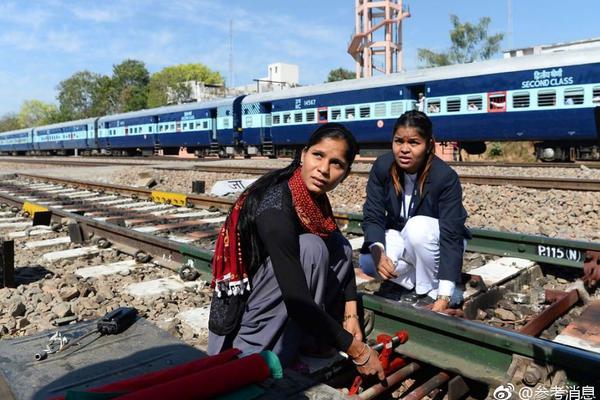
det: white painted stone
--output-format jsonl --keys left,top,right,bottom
{"left": 96, "top": 198, "right": 132, "bottom": 205}
{"left": 464, "top": 257, "right": 535, "bottom": 300}
{"left": 0, "top": 212, "right": 15, "bottom": 217}
{"left": 0, "top": 222, "right": 31, "bottom": 229}
{"left": 89, "top": 195, "right": 119, "bottom": 202}
{"left": 8, "top": 227, "right": 53, "bottom": 238}
{"left": 44, "top": 188, "right": 77, "bottom": 194}
{"left": 167, "top": 235, "right": 195, "bottom": 243}
{"left": 198, "top": 216, "right": 226, "bottom": 224}
{"left": 25, "top": 236, "right": 71, "bottom": 249}
{"left": 126, "top": 276, "right": 203, "bottom": 298}
{"left": 40, "top": 246, "right": 101, "bottom": 263}
{"left": 348, "top": 236, "right": 364, "bottom": 251}
{"left": 0, "top": 217, "right": 27, "bottom": 222}
{"left": 166, "top": 211, "right": 220, "bottom": 219}
{"left": 67, "top": 192, "right": 100, "bottom": 199}
{"left": 128, "top": 204, "right": 172, "bottom": 212}
{"left": 76, "top": 260, "right": 138, "bottom": 278}
{"left": 211, "top": 179, "right": 257, "bottom": 196}
{"left": 132, "top": 226, "right": 159, "bottom": 233}
{"left": 554, "top": 334, "right": 600, "bottom": 354}
{"left": 177, "top": 306, "right": 211, "bottom": 333}
{"left": 113, "top": 201, "right": 155, "bottom": 209}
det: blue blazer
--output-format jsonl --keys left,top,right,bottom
{"left": 362, "top": 152, "right": 470, "bottom": 283}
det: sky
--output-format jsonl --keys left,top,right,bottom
{"left": 1, "top": 0, "right": 599, "bottom": 116}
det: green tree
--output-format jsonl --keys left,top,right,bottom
{"left": 56, "top": 71, "right": 104, "bottom": 120}
{"left": 418, "top": 15, "right": 504, "bottom": 67}
{"left": 18, "top": 99, "right": 59, "bottom": 127}
{"left": 147, "top": 63, "right": 224, "bottom": 107}
{"left": 111, "top": 59, "right": 150, "bottom": 112}
{"left": 326, "top": 68, "right": 355, "bottom": 82}
{"left": 0, "top": 113, "right": 22, "bottom": 132}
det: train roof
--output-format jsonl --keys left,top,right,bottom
{"left": 243, "top": 47, "right": 600, "bottom": 104}
{"left": 34, "top": 118, "right": 97, "bottom": 131}
{"left": 0, "top": 128, "right": 30, "bottom": 136}
{"left": 97, "top": 98, "right": 235, "bottom": 122}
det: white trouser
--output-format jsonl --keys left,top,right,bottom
{"left": 359, "top": 216, "right": 441, "bottom": 299}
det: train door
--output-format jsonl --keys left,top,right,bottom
{"left": 261, "top": 102, "right": 273, "bottom": 141}
{"left": 408, "top": 84, "right": 426, "bottom": 112}
{"left": 210, "top": 109, "right": 218, "bottom": 141}
{"left": 318, "top": 107, "right": 328, "bottom": 123}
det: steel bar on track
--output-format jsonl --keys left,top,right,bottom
{"left": 363, "top": 294, "right": 600, "bottom": 386}
{"left": 519, "top": 289, "right": 579, "bottom": 336}
{"left": 402, "top": 372, "right": 450, "bottom": 400}
{"left": 358, "top": 362, "right": 421, "bottom": 399}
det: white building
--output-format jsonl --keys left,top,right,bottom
{"left": 234, "top": 63, "right": 300, "bottom": 94}
{"left": 503, "top": 37, "right": 600, "bottom": 58}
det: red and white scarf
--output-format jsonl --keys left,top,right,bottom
{"left": 211, "top": 167, "right": 338, "bottom": 297}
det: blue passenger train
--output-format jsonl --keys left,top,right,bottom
{"left": 1, "top": 48, "right": 599, "bottom": 161}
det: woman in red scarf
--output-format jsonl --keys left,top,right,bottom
{"left": 209, "top": 123, "right": 384, "bottom": 379}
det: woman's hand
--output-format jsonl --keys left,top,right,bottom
{"left": 370, "top": 246, "right": 396, "bottom": 280}
{"left": 431, "top": 299, "right": 449, "bottom": 312}
{"left": 343, "top": 316, "right": 363, "bottom": 342}
{"left": 346, "top": 339, "right": 385, "bottom": 381}
{"left": 343, "top": 301, "right": 363, "bottom": 342}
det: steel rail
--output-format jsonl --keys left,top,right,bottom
{"left": 0, "top": 158, "right": 152, "bottom": 167}
{"left": 188, "top": 165, "right": 600, "bottom": 191}
{"left": 363, "top": 294, "right": 600, "bottom": 386}
{"left": 12, "top": 173, "right": 600, "bottom": 270}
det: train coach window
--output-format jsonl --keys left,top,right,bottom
{"left": 344, "top": 107, "right": 355, "bottom": 120}
{"left": 467, "top": 95, "right": 482, "bottom": 111}
{"left": 318, "top": 109, "right": 328, "bottom": 122}
{"left": 593, "top": 86, "right": 600, "bottom": 105}
{"left": 149, "top": 127, "right": 153, "bottom": 133}
{"left": 512, "top": 92, "right": 530, "bottom": 108}
{"left": 427, "top": 99, "right": 440, "bottom": 113}
{"left": 374, "top": 103, "right": 386, "bottom": 117}
{"left": 182, "top": 123, "right": 187, "bottom": 130}
{"left": 359, "top": 105, "right": 371, "bottom": 118}
{"left": 564, "top": 87, "right": 584, "bottom": 105}
{"left": 488, "top": 93, "right": 506, "bottom": 111}
{"left": 283, "top": 113, "right": 291, "bottom": 124}
{"left": 203, "top": 121, "right": 208, "bottom": 129}
{"left": 331, "top": 108, "right": 341, "bottom": 120}
{"left": 306, "top": 110, "right": 315, "bottom": 122}
{"left": 273, "top": 114, "right": 281, "bottom": 125}
{"left": 294, "top": 113, "right": 303, "bottom": 123}
{"left": 390, "top": 102, "right": 403, "bottom": 116}
{"left": 170, "top": 124, "right": 175, "bottom": 130}
{"left": 538, "top": 90, "right": 556, "bottom": 107}
{"left": 446, "top": 97, "right": 461, "bottom": 113}
{"left": 245, "top": 116, "right": 253, "bottom": 127}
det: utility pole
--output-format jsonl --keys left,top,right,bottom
{"left": 507, "top": 0, "right": 513, "bottom": 49}
{"left": 228, "top": 19, "right": 234, "bottom": 89}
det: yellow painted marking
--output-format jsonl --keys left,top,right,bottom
{"left": 22, "top": 202, "right": 48, "bottom": 218}
{"left": 151, "top": 191, "right": 187, "bottom": 207}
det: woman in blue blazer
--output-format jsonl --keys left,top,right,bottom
{"left": 359, "top": 110, "right": 470, "bottom": 312}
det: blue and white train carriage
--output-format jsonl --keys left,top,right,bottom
{"left": 239, "top": 47, "right": 600, "bottom": 160}
{"left": 0, "top": 128, "right": 32, "bottom": 155}
{"left": 96, "top": 99, "right": 237, "bottom": 156}
{"left": 33, "top": 118, "right": 97, "bottom": 155}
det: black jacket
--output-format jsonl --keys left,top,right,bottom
{"left": 362, "top": 153, "right": 470, "bottom": 283}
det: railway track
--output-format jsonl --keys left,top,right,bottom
{"left": 184, "top": 164, "right": 600, "bottom": 192}
{"left": 0, "top": 174, "right": 599, "bottom": 397}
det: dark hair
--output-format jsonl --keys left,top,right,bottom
{"left": 238, "top": 123, "right": 358, "bottom": 275}
{"left": 390, "top": 110, "right": 436, "bottom": 196}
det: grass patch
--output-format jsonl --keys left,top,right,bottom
{"left": 461, "top": 141, "right": 537, "bottom": 163}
